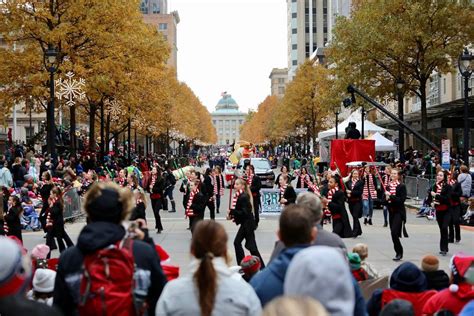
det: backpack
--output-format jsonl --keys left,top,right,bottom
{"left": 78, "top": 239, "right": 146, "bottom": 316}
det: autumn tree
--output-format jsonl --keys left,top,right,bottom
{"left": 240, "top": 96, "right": 279, "bottom": 144}
{"left": 328, "top": 0, "right": 474, "bottom": 142}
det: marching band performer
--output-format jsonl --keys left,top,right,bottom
{"left": 384, "top": 168, "right": 407, "bottom": 261}
{"left": 185, "top": 179, "right": 206, "bottom": 233}
{"left": 345, "top": 169, "right": 364, "bottom": 237}
{"left": 149, "top": 166, "right": 165, "bottom": 234}
{"left": 296, "top": 167, "right": 311, "bottom": 189}
{"left": 362, "top": 166, "right": 378, "bottom": 226}
{"left": 246, "top": 165, "right": 262, "bottom": 228}
{"left": 278, "top": 174, "right": 296, "bottom": 206}
{"left": 327, "top": 175, "right": 352, "bottom": 238}
{"left": 213, "top": 166, "right": 225, "bottom": 214}
{"left": 381, "top": 166, "right": 392, "bottom": 227}
{"left": 428, "top": 170, "right": 452, "bottom": 256}
{"left": 228, "top": 178, "right": 265, "bottom": 268}
{"left": 275, "top": 165, "right": 292, "bottom": 188}
{"left": 449, "top": 171, "right": 463, "bottom": 243}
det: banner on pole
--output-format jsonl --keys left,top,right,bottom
{"left": 441, "top": 139, "right": 451, "bottom": 170}
{"left": 260, "top": 189, "right": 307, "bottom": 214}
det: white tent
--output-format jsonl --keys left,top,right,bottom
{"left": 318, "top": 110, "right": 388, "bottom": 140}
{"left": 368, "top": 132, "right": 397, "bottom": 151}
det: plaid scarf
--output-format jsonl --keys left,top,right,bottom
{"left": 363, "top": 175, "right": 377, "bottom": 199}
{"left": 185, "top": 188, "right": 199, "bottom": 217}
{"left": 231, "top": 189, "right": 244, "bottom": 210}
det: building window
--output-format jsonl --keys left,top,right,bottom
{"left": 278, "top": 87, "right": 285, "bottom": 95}
{"left": 25, "top": 127, "right": 34, "bottom": 140}
{"left": 278, "top": 78, "right": 285, "bottom": 84}
{"left": 292, "top": 12, "right": 297, "bottom": 18}
{"left": 292, "top": 60, "right": 297, "bottom": 66}
{"left": 239, "top": 120, "right": 243, "bottom": 124}
{"left": 443, "top": 78, "right": 446, "bottom": 94}
{"left": 292, "top": 28, "right": 297, "bottom": 34}
{"left": 212, "top": 120, "right": 216, "bottom": 125}
{"left": 292, "top": 44, "right": 297, "bottom": 50}
{"left": 159, "top": 23, "right": 168, "bottom": 30}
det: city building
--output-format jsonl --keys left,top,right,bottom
{"left": 211, "top": 93, "right": 246, "bottom": 146}
{"left": 141, "top": 0, "right": 180, "bottom": 72}
{"left": 269, "top": 68, "right": 288, "bottom": 98}
{"left": 287, "top": 0, "right": 351, "bottom": 78}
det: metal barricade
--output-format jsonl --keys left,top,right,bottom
{"left": 404, "top": 176, "right": 434, "bottom": 202}
{"left": 63, "top": 187, "right": 82, "bottom": 220}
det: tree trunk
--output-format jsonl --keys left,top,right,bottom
{"left": 89, "top": 103, "right": 97, "bottom": 152}
{"left": 419, "top": 79, "right": 429, "bottom": 152}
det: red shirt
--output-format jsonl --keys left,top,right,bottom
{"left": 423, "top": 283, "right": 474, "bottom": 315}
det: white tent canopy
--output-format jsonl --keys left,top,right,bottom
{"left": 368, "top": 132, "right": 397, "bottom": 151}
{"left": 318, "top": 110, "right": 388, "bottom": 140}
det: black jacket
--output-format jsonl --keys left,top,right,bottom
{"left": 0, "top": 296, "right": 62, "bottom": 316}
{"left": 202, "top": 175, "right": 214, "bottom": 200}
{"left": 423, "top": 270, "right": 450, "bottom": 291}
{"left": 130, "top": 202, "right": 146, "bottom": 221}
{"left": 230, "top": 193, "right": 253, "bottom": 225}
{"left": 150, "top": 176, "right": 165, "bottom": 197}
{"left": 49, "top": 201, "right": 65, "bottom": 237}
{"left": 189, "top": 191, "right": 206, "bottom": 218}
{"left": 280, "top": 186, "right": 296, "bottom": 205}
{"left": 249, "top": 175, "right": 262, "bottom": 198}
{"left": 450, "top": 181, "right": 462, "bottom": 206}
{"left": 5, "top": 205, "right": 22, "bottom": 241}
{"left": 53, "top": 221, "right": 167, "bottom": 316}
{"left": 346, "top": 179, "right": 364, "bottom": 201}
{"left": 428, "top": 183, "right": 452, "bottom": 211}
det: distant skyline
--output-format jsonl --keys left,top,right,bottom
{"left": 169, "top": 0, "right": 287, "bottom": 113}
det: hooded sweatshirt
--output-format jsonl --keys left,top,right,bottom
{"left": 53, "top": 221, "right": 167, "bottom": 316}
{"left": 284, "top": 246, "right": 355, "bottom": 316}
{"left": 250, "top": 245, "right": 308, "bottom": 306}
{"left": 423, "top": 283, "right": 474, "bottom": 315}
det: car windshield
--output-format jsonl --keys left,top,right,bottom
{"left": 251, "top": 160, "right": 271, "bottom": 170}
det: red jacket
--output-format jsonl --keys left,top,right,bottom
{"left": 381, "top": 289, "right": 437, "bottom": 316}
{"left": 423, "top": 283, "right": 474, "bottom": 315}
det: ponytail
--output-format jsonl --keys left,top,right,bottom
{"left": 194, "top": 253, "right": 217, "bottom": 316}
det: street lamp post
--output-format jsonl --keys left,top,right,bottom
{"left": 44, "top": 45, "right": 58, "bottom": 156}
{"left": 459, "top": 48, "right": 473, "bottom": 163}
{"left": 396, "top": 78, "right": 406, "bottom": 162}
{"left": 333, "top": 104, "right": 341, "bottom": 139}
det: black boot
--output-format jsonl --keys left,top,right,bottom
{"left": 364, "top": 218, "right": 368, "bottom": 225}
{"left": 368, "top": 218, "right": 373, "bottom": 225}
{"left": 392, "top": 254, "right": 403, "bottom": 261}
{"left": 169, "top": 200, "right": 176, "bottom": 213}
{"left": 383, "top": 221, "right": 388, "bottom": 227}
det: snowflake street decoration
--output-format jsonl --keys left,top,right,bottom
{"left": 55, "top": 71, "right": 86, "bottom": 107}
{"left": 104, "top": 99, "right": 126, "bottom": 121}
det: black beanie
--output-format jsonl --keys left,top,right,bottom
{"left": 380, "top": 299, "right": 414, "bottom": 316}
{"left": 86, "top": 188, "right": 123, "bottom": 223}
{"left": 390, "top": 262, "right": 427, "bottom": 293}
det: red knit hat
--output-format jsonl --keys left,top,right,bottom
{"left": 240, "top": 255, "right": 261, "bottom": 275}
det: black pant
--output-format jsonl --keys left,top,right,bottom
{"left": 436, "top": 210, "right": 451, "bottom": 252}
{"left": 205, "top": 199, "right": 215, "bottom": 220}
{"left": 449, "top": 205, "right": 461, "bottom": 242}
{"left": 234, "top": 220, "right": 265, "bottom": 268}
{"left": 349, "top": 201, "right": 362, "bottom": 236}
{"left": 389, "top": 212, "right": 403, "bottom": 257}
{"left": 215, "top": 194, "right": 221, "bottom": 213}
{"left": 190, "top": 214, "right": 204, "bottom": 234}
{"left": 46, "top": 229, "right": 74, "bottom": 258}
{"left": 253, "top": 196, "right": 260, "bottom": 226}
{"left": 151, "top": 198, "right": 163, "bottom": 230}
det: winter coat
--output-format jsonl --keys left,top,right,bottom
{"left": 0, "top": 166, "right": 13, "bottom": 188}
{"left": 188, "top": 191, "right": 206, "bottom": 218}
{"left": 53, "top": 221, "right": 167, "bottom": 316}
{"left": 250, "top": 245, "right": 309, "bottom": 306}
{"left": 423, "top": 283, "right": 474, "bottom": 315}
{"left": 457, "top": 173, "right": 472, "bottom": 197}
{"left": 0, "top": 296, "right": 62, "bottom": 316}
{"left": 130, "top": 202, "right": 146, "bottom": 221}
{"left": 4, "top": 205, "right": 23, "bottom": 241}
{"left": 48, "top": 201, "right": 65, "bottom": 238}
{"left": 230, "top": 193, "right": 254, "bottom": 225}
{"left": 156, "top": 257, "right": 261, "bottom": 316}
{"left": 279, "top": 186, "right": 296, "bottom": 205}
{"left": 423, "top": 270, "right": 450, "bottom": 291}
{"left": 328, "top": 191, "right": 353, "bottom": 238}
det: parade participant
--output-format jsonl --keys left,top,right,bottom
{"left": 362, "top": 166, "right": 378, "bottom": 226}
{"left": 156, "top": 220, "right": 261, "bottom": 316}
{"left": 180, "top": 169, "right": 196, "bottom": 230}
{"left": 80, "top": 169, "right": 97, "bottom": 195}
{"left": 53, "top": 182, "right": 167, "bottom": 316}
{"left": 185, "top": 179, "right": 206, "bottom": 233}
{"left": 162, "top": 165, "right": 177, "bottom": 213}
{"left": 382, "top": 166, "right": 392, "bottom": 227}
{"left": 448, "top": 171, "right": 462, "bottom": 243}
{"left": 39, "top": 171, "right": 54, "bottom": 231}
{"left": 130, "top": 188, "right": 147, "bottom": 222}
{"left": 115, "top": 168, "right": 128, "bottom": 187}
{"left": 126, "top": 172, "right": 140, "bottom": 191}
{"left": 45, "top": 187, "right": 74, "bottom": 258}
{"left": 296, "top": 167, "right": 311, "bottom": 189}
{"left": 149, "top": 166, "right": 165, "bottom": 234}
{"left": 3, "top": 195, "right": 23, "bottom": 242}
{"left": 246, "top": 165, "right": 262, "bottom": 227}
{"left": 275, "top": 165, "right": 292, "bottom": 188}
{"left": 213, "top": 166, "right": 225, "bottom": 214}
{"left": 428, "top": 170, "right": 452, "bottom": 256}
{"left": 384, "top": 168, "right": 407, "bottom": 261}
{"left": 228, "top": 178, "right": 265, "bottom": 268}
{"left": 202, "top": 168, "right": 216, "bottom": 220}
{"left": 250, "top": 204, "right": 316, "bottom": 306}
{"left": 346, "top": 169, "right": 364, "bottom": 237}
{"left": 327, "top": 175, "right": 352, "bottom": 238}
{"left": 278, "top": 174, "right": 296, "bottom": 206}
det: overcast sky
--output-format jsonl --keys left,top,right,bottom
{"left": 169, "top": 0, "right": 287, "bottom": 113}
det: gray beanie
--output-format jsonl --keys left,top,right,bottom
{"left": 284, "top": 246, "right": 355, "bottom": 316}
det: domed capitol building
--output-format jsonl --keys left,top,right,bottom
{"left": 211, "top": 92, "right": 246, "bottom": 146}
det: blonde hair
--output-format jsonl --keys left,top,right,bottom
{"left": 235, "top": 178, "right": 253, "bottom": 212}
{"left": 352, "top": 243, "right": 369, "bottom": 261}
{"left": 262, "top": 297, "right": 328, "bottom": 316}
{"left": 84, "top": 182, "right": 134, "bottom": 222}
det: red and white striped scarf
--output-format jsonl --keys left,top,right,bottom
{"left": 352, "top": 179, "right": 358, "bottom": 189}
{"left": 384, "top": 174, "right": 390, "bottom": 188}
{"left": 213, "top": 175, "right": 224, "bottom": 196}
{"left": 117, "top": 177, "right": 126, "bottom": 187}
{"left": 185, "top": 188, "right": 199, "bottom": 217}
{"left": 389, "top": 181, "right": 399, "bottom": 195}
{"left": 247, "top": 172, "right": 254, "bottom": 188}
{"left": 363, "top": 175, "right": 377, "bottom": 199}
{"left": 150, "top": 174, "right": 157, "bottom": 190}
{"left": 280, "top": 184, "right": 287, "bottom": 198}
{"left": 305, "top": 177, "right": 319, "bottom": 195}
{"left": 436, "top": 182, "right": 444, "bottom": 194}
{"left": 448, "top": 178, "right": 456, "bottom": 186}
{"left": 3, "top": 206, "right": 11, "bottom": 234}
{"left": 46, "top": 196, "right": 58, "bottom": 229}
{"left": 231, "top": 189, "right": 244, "bottom": 210}
{"left": 327, "top": 187, "right": 339, "bottom": 204}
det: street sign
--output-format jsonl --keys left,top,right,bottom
{"left": 441, "top": 139, "right": 450, "bottom": 170}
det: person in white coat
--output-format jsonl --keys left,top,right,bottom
{"left": 156, "top": 220, "right": 261, "bottom": 316}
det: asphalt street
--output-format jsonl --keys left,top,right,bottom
{"left": 22, "top": 172, "right": 474, "bottom": 277}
